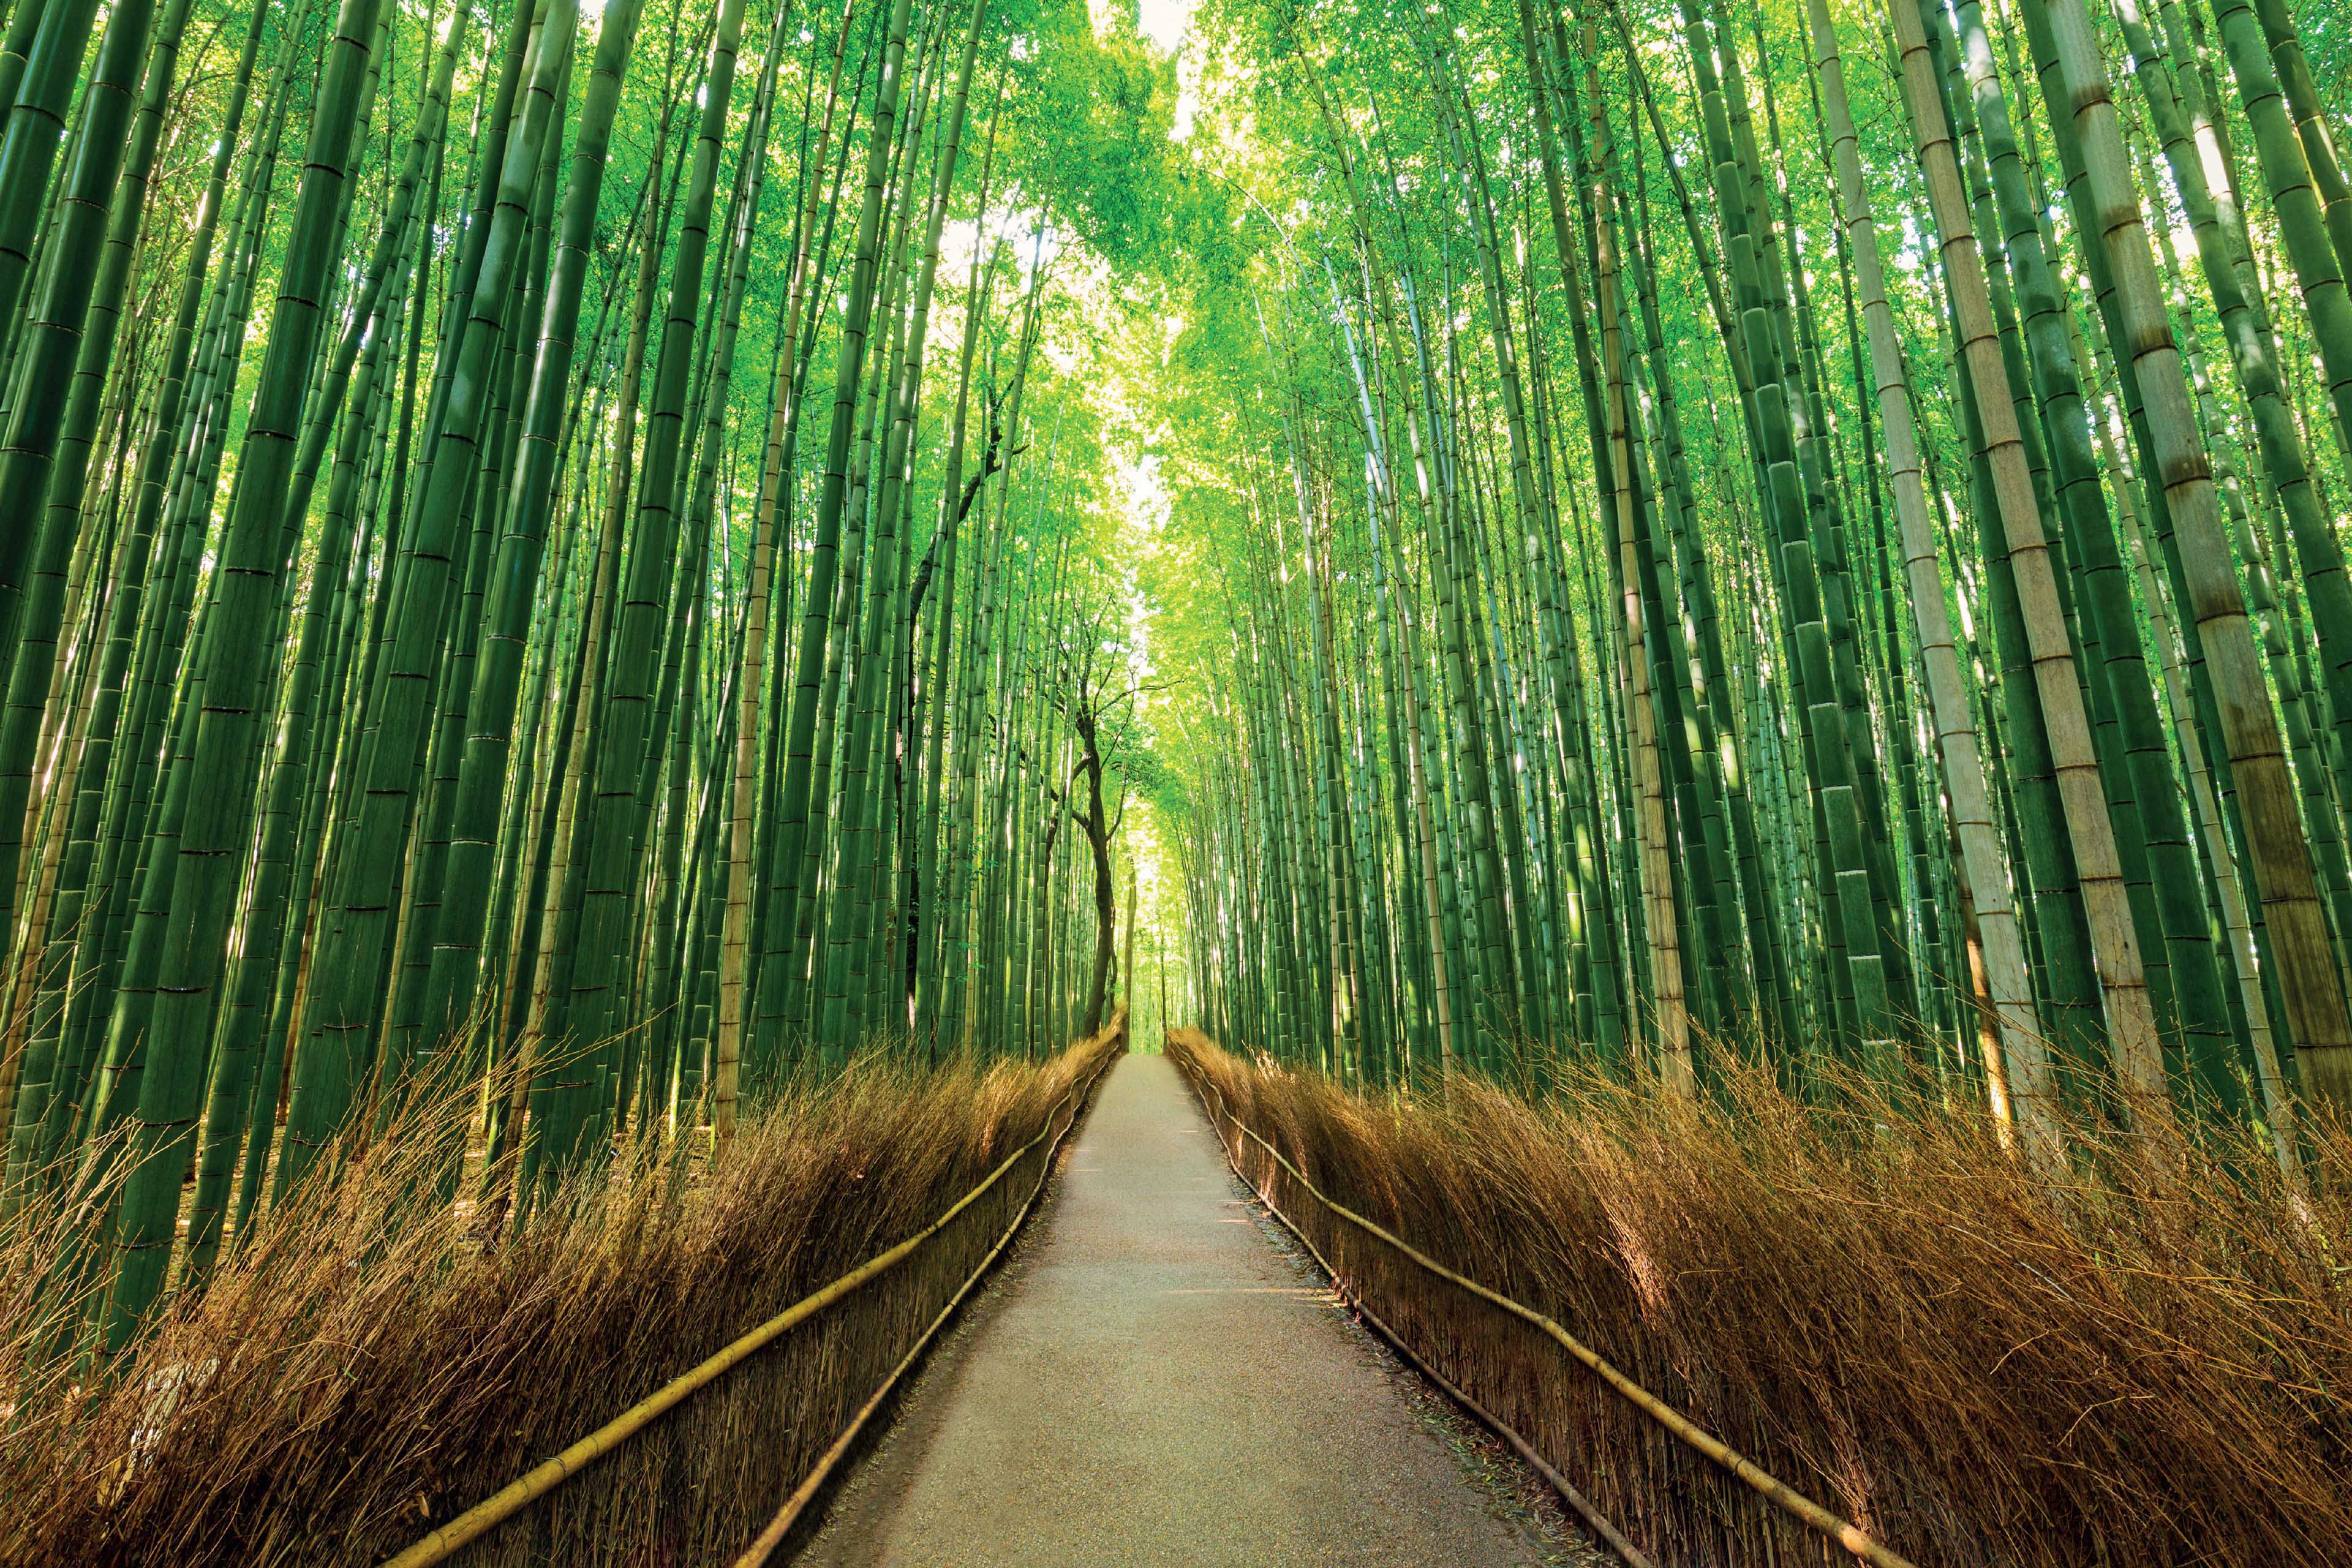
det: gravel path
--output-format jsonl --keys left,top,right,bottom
{"left": 797, "top": 1051, "right": 1567, "bottom": 1568}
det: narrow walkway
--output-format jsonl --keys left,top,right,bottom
{"left": 800, "top": 1052, "right": 1560, "bottom": 1567}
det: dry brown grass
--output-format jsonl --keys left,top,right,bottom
{"left": 1167, "top": 1027, "right": 2352, "bottom": 1568}
{"left": 0, "top": 1028, "right": 1119, "bottom": 1568}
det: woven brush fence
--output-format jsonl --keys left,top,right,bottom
{"left": 1166, "top": 1028, "right": 2352, "bottom": 1568}
{"left": 0, "top": 1022, "right": 1123, "bottom": 1567}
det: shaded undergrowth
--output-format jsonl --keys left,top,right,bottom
{"left": 1168, "top": 1027, "right": 2352, "bottom": 1568}
{"left": 0, "top": 1028, "right": 1118, "bottom": 1567}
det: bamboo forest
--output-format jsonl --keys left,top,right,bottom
{"left": 2, "top": 0, "right": 2351, "bottom": 1557}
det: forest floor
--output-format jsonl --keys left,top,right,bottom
{"left": 796, "top": 1051, "right": 1589, "bottom": 1567}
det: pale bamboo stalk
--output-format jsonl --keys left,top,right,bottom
{"left": 1811, "top": 0, "right": 2056, "bottom": 1164}
{"left": 1591, "top": 38, "right": 1691, "bottom": 1095}
{"left": 1887, "top": 0, "right": 2163, "bottom": 1102}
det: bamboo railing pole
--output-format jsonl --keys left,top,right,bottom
{"left": 1167, "top": 1030, "right": 1918, "bottom": 1568}
{"left": 380, "top": 1012, "right": 1125, "bottom": 1568}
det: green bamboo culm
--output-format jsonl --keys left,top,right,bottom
{"left": 282, "top": 0, "right": 582, "bottom": 1199}
{"left": 102, "top": 0, "right": 393, "bottom": 1348}
{"left": 535, "top": 0, "right": 748, "bottom": 1185}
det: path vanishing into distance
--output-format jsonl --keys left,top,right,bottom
{"left": 801, "top": 1052, "right": 1564, "bottom": 1568}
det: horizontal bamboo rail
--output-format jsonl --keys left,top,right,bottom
{"left": 1204, "top": 1075, "right": 1659, "bottom": 1568}
{"left": 382, "top": 1012, "right": 1126, "bottom": 1568}
{"left": 729, "top": 1014, "right": 1125, "bottom": 1566}
{"left": 1171, "top": 1036, "right": 1918, "bottom": 1568}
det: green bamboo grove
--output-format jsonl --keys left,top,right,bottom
{"left": 2, "top": 0, "right": 2352, "bottom": 1355}
{"left": 1148, "top": 0, "right": 2352, "bottom": 1181}
{"left": 0, "top": 0, "right": 1170, "bottom": 1352}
